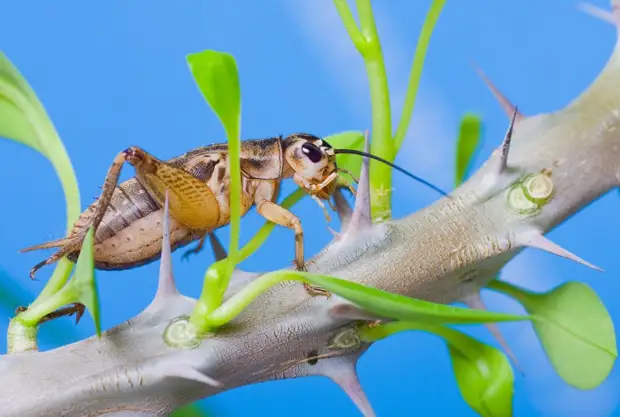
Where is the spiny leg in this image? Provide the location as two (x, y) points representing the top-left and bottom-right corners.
(15, 303), (85, 325)
(27, 149), (136, 280)
(181, 233), (208, 261)
(256, 200), (329, 298)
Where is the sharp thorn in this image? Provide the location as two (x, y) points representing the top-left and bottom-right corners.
(208, 232), (228, 261)
(494, 106), (519, 175)
(341, 130), (372, 241)
(577, 3), (617, 25)
(320, 358), (376, 417)
(327, 226), (341, 240)
(462, 292), (523, 375)
(471, 62), (525, 122)
(162, 361), (222, 388)
(520, 230), (603, 271)
(153, 190), (179, 301)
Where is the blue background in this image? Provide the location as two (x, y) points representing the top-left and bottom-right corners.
(1, 1), (619, 416)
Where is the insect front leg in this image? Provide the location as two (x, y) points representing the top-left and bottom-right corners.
(255, 199), (329, 298)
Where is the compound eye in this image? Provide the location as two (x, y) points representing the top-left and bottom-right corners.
(301, 142), (323, 163)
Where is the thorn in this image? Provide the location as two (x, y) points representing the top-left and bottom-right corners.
(577, 3), (617, 25)
(161, 361), (222, 388)
(471, 62), (525, 122)
(519, 230), (603, 271)
(327, 226), (341, 240)
(492, 106), (519, 176)
(208, 232), (228, 261)
(341, 131), (372, 241)
(462, 291), (523, 375)
(329, 303), (388, 322)
(154, 190), (179, 300)
(319, 357), (376, 417)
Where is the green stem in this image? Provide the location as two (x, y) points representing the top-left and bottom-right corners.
(207, 270), (307, 328)
(17, 283), (77, 326)
(333, 0), (367, 52)
(393, 0), (446, 151)
(486, 279), (537, 302)
(225, 121), (241, 275)
(359, 320), (442, 342)
(354, 0), (394, 222)
(29, 258), (74, 308)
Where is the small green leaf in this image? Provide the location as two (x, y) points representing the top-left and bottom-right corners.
(455, 113), (483, 187)
(488, 280), (617, 389)
(206, 270), (531, 330)
(1, 52), (81, 307)
(300, 272), (530, 325)
(186, 50), (241, 138)
(361, 321), (514, 417)
(187, 49), (242, 316)
(0, 51), (81, 233)
(446, 331), (514, 417)
(73, 228), (101, 337)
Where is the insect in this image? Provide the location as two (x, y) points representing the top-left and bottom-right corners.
(20, 133), (447, 312)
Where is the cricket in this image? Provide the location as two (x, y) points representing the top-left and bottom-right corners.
(20, 133), (448, 322)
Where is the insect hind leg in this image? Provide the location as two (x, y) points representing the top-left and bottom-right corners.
(26, 147), (148, 280)
(28, 239), (82, 280)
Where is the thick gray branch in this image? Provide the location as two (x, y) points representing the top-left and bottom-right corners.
(3, 5), (620, 417)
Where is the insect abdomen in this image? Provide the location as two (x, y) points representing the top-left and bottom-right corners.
(67, 178), (201, 269)
(71, 178), (160, 243)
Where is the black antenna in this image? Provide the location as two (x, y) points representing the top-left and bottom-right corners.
(333, 149), (448, 197)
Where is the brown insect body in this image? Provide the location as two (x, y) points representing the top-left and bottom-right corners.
(20, 132), (449, 324)
(23, 134), (337, 274)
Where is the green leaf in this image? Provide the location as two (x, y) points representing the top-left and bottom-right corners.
(303, 273), (530, 325)
(72, 227), (101, 337)
(455, 113), (483, 187)
(186, 50), (241, 139)
(207, 270), (531, 330)
(0, 51), (80, 233)
(187, 49), (244, 328)
(361, 321), (514, 417)
(488, 280), (617, 389)
(1, 52), (82, 313)
(187, 49), (241, 265)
